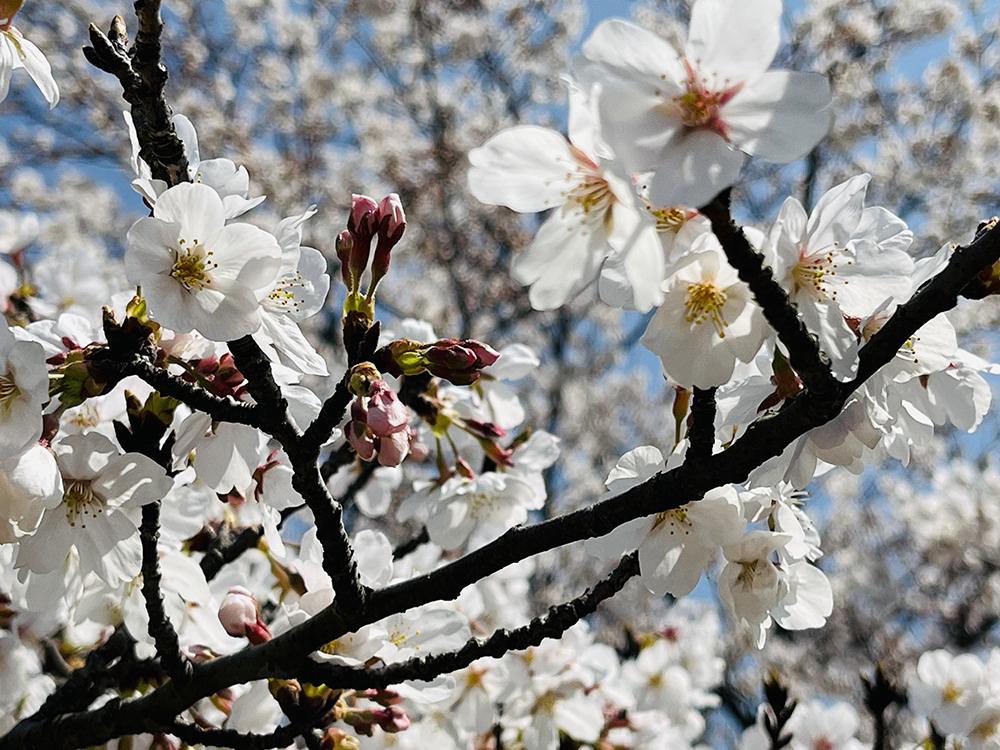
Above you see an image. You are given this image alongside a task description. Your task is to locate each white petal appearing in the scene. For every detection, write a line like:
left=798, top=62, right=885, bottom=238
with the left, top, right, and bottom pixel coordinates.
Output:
left=468, top=126, right=577, bottom=213
left=511, top=209, right=608, bottom=310
left=581, top=19, right=685, bottom=89
left=724, top=71, right=832, bottom=162
left=648, top=130, right=745, bottom=209
left=686, top=0, right=782, bottom=84
left=153, top=183, right=226, bottom=242
left=11, top=33, right=58, bottom=108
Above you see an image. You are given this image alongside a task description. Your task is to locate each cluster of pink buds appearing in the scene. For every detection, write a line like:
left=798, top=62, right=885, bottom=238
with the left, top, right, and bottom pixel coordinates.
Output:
left=217, top=586, right=271, bottom=645
left=337, top=193, right=407, bottom=307
left=346, top=365, right=424, bottom=467
left=387, top=337, right=500, bottom=385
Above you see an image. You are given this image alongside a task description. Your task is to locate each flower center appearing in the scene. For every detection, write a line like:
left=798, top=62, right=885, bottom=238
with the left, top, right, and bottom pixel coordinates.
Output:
left=170, top=239, right=216, bottom=291
left=264, top=272, right=305, bottom=314
left=552, top=145, right=617, bottom=231
left=793, top=244, right=847, bottom=302
left=651, top=207, right=691, bottom=234
left=654, top=506, right=692, bottom=536
left=0, top=371, right=20, bottom=415
left=669, top=59, right=744, bottom=137
left=684, top=281, right=728, bottom=336
left=941, top=682, right=963, bottom=703
left=63, top=478, right=104, bottom=529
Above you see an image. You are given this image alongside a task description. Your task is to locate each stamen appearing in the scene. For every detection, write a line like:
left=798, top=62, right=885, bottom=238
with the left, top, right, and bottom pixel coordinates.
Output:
left=685, top=281, right=729, bottom=336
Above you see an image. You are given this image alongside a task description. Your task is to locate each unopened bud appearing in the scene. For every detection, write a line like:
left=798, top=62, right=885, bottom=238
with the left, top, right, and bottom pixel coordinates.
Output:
left=348, top=362, right=381, bottom=398
left=336, top=231, right=355, bottom=290
left=366, top=381, right=409, bottom=437
left=369, top=194, right=407, bottom=295
left=218, top=586, right=271, bottom=645
left=347, top=194, right=379, bottom=276
left=374, top=706, right=410, bottom=734
left=321, top=728, right=361, bottom=750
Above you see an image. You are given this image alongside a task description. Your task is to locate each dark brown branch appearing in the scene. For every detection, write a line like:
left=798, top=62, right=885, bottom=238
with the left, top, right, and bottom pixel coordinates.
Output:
left=297, top=552, right=639, bottom=689
left=140, top=502, right=194, bottom=685
left=35, top=628, right=136, bottom=720
left=101, top=351, right=259, bottom=428
left=393, top=527, right=429, bottom=560
left=82, top=4, right=189, bottom=187
left=227, top=336, right=369, bottom=617
left=701, top=190, right=839, bottom=404
left=687, top=386, right=717, bottom=464
left=167, top=720, right=317, bottom=750
left=200, top=524, right=265, bottom=582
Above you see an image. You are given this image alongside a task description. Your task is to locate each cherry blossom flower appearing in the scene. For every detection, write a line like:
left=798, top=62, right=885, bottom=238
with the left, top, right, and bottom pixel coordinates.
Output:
left=575, top=0, right=831, bottom=208
left=641, top=234, right=767, bottom=388
left=766, top=173, right=914, bottom=380
left=910, top=649, right=987, bottom=736
left=468, top=83, right=664, bottom=311
left=0, top=317, right=47, bottom=461
left=252, top=206, right=331, bottom=376
left=15, top=433, right=173, bottom=585
left=125, top=182, right=282, bottom=341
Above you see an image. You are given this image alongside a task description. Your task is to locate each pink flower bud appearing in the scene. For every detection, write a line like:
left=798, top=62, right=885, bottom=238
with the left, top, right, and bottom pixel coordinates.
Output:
left=373, top=707, right=410, bottom=734
left=218, top=587, right=272, bottom=645
left=347, top=194, right=379, bottom=278
left=377, top=194, right=406, bottom=245
left=336, top=230, right=355, bottom=289
left=348, top=419, right=375, bottom=461
left=368, top=194, right=407, bottom=295
left=460, top=340, right=500, bottom=368
left=366, top=381, right=409, bottom=437
left=377, top=429, right=410, bottom=467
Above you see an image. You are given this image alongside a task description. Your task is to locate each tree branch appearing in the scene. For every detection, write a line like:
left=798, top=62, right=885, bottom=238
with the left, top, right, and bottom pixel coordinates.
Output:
left=82, top=4, right=189, bottom=186
left=140, top=502, right=194, bottom=685
left=687, top=386, right=717, bottom=464
left=701, top=190, right=839, bottom=404
left=166, top=720, right=318, bottom=750
left=297, top=552, right=640, bottom=689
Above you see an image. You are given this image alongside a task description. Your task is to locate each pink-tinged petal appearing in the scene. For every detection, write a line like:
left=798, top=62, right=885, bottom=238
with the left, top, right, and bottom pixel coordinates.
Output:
left=96, top=453, right=173, bottom=509
left=11, top=33, right=58, bottom=107
left=153, top=182, right=226, bottom=241
left=648, top=130, right=745, bottom=209
left=125, top=217, right=182, bottom=284
left=510, top=209, right=607, bottom=310
left=468, top=126, right=577, bottom=213
left=581, top=19, right=686, bottom=89
left=686, top=0, right=781, bottom=84
left=723, top=71, right=832, bottom=162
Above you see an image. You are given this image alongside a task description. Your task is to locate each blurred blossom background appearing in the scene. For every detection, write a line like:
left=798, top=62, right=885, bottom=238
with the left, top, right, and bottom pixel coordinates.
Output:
left=4, top=0, right=1000, bottom=744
